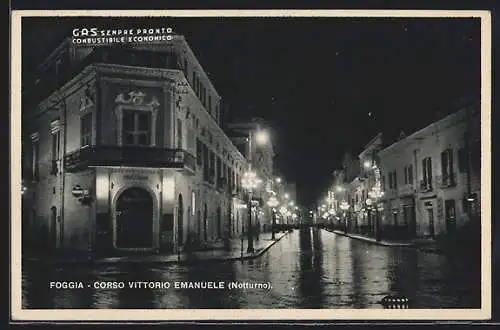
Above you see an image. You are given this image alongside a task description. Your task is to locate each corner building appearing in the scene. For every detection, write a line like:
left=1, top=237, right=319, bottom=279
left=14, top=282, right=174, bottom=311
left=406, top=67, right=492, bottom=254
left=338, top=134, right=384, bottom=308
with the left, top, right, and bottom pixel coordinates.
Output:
left=22, top=35, right=249, bottom=256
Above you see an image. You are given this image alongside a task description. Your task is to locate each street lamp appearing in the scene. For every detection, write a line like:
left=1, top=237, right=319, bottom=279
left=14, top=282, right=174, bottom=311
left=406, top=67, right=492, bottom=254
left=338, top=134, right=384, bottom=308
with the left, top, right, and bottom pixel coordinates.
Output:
left=340, top=201, right=350, bottom=234
left=254, top=130, right=269, bottom=145
left=368, top=186, right=384, bottom=241
left=267, top=195, right=279, bottom=240
left=242, top=170, right=262, bottom=253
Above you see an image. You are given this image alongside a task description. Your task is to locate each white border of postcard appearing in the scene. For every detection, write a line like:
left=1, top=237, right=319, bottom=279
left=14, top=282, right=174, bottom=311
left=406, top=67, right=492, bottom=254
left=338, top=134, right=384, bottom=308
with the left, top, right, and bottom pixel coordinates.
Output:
left=10, top=9, right=492, bottom=321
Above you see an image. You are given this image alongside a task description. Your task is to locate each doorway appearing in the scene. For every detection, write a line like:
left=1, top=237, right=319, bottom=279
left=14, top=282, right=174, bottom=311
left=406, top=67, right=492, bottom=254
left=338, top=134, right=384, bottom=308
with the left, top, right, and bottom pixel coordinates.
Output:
left=427, top=208, right=435, bottom=238
left=116, top=187, right=154, bottom=248
left=445, top=199, right=457, bottom=235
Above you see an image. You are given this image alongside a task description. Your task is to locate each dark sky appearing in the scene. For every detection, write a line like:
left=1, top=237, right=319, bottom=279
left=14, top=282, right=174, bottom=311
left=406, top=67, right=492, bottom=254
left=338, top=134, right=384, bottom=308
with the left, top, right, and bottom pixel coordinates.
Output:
left=21, top=16, right=481, bottom=209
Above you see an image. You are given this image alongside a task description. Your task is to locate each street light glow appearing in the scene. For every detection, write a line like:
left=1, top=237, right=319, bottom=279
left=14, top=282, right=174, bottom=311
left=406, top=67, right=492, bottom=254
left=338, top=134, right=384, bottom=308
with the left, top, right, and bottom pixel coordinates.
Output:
left=276, top=177, right=282, bottom=183
left=363, top=160, right=372, bottom=169
left=284, top=193, right=289, bottom=199
left=336, top=186, right=344, bottom=192
left=267, top=196, right=279, bottom=208
left=242, top=170, right=262, bottom=190
left=255, top=130, right=269, bottom=145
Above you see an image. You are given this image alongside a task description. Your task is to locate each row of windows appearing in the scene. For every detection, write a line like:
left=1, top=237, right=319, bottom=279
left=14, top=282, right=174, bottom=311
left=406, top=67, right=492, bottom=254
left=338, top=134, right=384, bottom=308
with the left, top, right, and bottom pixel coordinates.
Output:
left=382, top=147, right=469, bottom=191
left=183, top=57, right=220, bottom=124
left=196, top=138, right=244, bottom=193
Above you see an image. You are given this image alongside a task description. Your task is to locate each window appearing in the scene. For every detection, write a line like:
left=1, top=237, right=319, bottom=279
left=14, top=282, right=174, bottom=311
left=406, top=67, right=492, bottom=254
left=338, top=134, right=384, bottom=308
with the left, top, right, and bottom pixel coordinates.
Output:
left=196, top=138, right=202, bottom=166
left=422, top=157, right=433, bottom=189
left=209, top=150, right=215, bottom=183
left=208, top=95, right=212, bottom=113
left=80, top=112, right=92, bottom=147
left=183, top=58, right=188, bottom=78
left=31, top=138, right=40, bottom=181
left=408, top=165, right=413, bottom=185
left=404, top=165, right=413, bottom=185
left=388, top=171, right=397, bottom=190
left=51, top=130, right=61, bottom=175
left=381, top=175, right=385, bottom=191
left=191, top=191, right=196, bottom=216
left=222, top=163, right=227, bottom=181
left=441, top=148, right=455, bottom=186
left=122, top=110, right=152, bottom=146
left=228, top=167, right=233, bottom=191
left=203, top=144, right=209, bottom=182
left=458, top=147, right=467, bottom=173
left=187, top=128, right=195, bottom=150
left=176, top=118, right=183, bottom=149
left=216, top=156, right=221, bottom=185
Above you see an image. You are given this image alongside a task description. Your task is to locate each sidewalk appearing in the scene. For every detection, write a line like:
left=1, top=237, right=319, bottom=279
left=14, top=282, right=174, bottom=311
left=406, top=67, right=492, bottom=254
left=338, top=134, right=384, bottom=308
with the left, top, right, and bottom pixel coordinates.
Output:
left=23, top=231, right=289, bottom=265
left=328, top=229, right=416, bottom=247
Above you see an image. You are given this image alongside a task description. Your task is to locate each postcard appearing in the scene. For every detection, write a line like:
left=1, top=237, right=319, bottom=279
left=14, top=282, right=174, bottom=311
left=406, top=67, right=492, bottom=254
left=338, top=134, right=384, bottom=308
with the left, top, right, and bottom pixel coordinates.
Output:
left=10, top=9, right=492, bottom=322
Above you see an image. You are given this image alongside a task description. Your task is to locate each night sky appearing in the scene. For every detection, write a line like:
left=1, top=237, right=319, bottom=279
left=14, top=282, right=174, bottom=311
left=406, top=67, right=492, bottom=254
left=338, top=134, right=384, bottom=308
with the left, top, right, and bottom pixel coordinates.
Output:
left=21, top=16, right=481, bottom=209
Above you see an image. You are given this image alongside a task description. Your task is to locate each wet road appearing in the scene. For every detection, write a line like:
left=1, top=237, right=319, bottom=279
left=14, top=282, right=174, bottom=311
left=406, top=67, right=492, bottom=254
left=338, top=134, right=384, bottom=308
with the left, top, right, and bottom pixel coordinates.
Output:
left=22, top=228, right=480, bottom=309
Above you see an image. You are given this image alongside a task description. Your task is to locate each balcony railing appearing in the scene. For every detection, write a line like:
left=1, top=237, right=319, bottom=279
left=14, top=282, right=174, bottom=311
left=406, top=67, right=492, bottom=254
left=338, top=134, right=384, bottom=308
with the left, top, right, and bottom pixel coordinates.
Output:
left=217, top=177, right=228, bottom=192
left=64, top=145, right=196, bottom=174
left=419, top=179, right=433, bottom=193
left=438, top=173, right=457, bottom=188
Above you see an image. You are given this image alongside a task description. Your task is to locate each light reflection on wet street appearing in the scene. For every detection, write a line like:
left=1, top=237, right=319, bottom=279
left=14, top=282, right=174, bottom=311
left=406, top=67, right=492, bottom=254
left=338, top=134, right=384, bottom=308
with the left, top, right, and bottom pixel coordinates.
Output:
left=22, top=228, right=480, bottom=309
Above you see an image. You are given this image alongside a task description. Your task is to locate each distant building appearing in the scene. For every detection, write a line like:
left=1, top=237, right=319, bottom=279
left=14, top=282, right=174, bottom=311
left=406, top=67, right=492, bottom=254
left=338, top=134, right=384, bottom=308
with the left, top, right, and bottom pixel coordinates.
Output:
left=21, top=35, right=254, bottom=257
left=225, top=119, right=276, bottom=233
left=378, top=104, right=481, bottom=239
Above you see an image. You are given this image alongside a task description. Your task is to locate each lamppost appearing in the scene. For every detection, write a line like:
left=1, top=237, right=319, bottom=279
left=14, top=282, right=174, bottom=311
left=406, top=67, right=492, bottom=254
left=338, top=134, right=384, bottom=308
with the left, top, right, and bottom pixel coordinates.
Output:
left=242, top=170, right=262, bottom=254
left=267, top=195, right=279, bottom=240
left=340, top=200, right=350, bottom=234
left=368, top=185, right=384, bottom=241
left=245, top=128, right=269, bottom=246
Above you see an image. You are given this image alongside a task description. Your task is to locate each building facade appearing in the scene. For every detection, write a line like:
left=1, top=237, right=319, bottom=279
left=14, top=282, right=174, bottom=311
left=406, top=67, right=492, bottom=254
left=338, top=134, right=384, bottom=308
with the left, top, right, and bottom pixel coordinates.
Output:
left=226, top=120, right=276, bottom=234
left=378, top=104, right=481, bottom=239
left=22, top=35, right=254, bottom=256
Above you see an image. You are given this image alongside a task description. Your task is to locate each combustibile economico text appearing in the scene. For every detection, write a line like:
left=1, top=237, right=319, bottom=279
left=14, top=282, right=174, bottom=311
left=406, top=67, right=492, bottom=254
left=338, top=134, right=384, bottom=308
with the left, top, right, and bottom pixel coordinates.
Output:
left=71, top=27, right=174, bottom=45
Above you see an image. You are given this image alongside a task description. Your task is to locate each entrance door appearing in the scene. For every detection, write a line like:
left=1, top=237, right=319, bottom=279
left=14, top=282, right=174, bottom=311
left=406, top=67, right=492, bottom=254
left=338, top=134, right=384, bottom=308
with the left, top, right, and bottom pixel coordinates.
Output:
left=403, top=205, right=416, bottom=239
left=427, top=208, right=435, bottom=238
left=116, top=187, right=153, bottom=248
left=445, top=199, right=457, bottom=235
left=177, top=194, right=184, bottom=247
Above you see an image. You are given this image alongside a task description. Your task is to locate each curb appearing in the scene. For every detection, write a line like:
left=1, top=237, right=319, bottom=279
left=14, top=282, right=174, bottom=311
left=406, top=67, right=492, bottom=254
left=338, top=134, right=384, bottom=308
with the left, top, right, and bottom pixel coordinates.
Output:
left=327, top=229, right=415, bottom=247
left=23, top=232, right=289, bottom=265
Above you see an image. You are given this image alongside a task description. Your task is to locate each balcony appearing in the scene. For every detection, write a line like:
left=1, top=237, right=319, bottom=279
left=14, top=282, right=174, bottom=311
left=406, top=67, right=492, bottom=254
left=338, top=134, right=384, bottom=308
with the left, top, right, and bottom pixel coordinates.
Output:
left=438, top=174, right=457, bottom=188
left=216, top=177, right=229, bottom=193
left=64, top=146, right=196, bottom=174
left=419, top=179, right=433, bottom=193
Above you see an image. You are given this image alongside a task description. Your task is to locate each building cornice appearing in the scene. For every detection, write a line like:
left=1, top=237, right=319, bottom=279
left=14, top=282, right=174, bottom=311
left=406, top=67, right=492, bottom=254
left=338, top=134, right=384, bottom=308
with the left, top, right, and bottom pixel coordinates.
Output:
left=29, top=66, right=97, bottom=118
left=378, top=107, right=474, bottom=157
